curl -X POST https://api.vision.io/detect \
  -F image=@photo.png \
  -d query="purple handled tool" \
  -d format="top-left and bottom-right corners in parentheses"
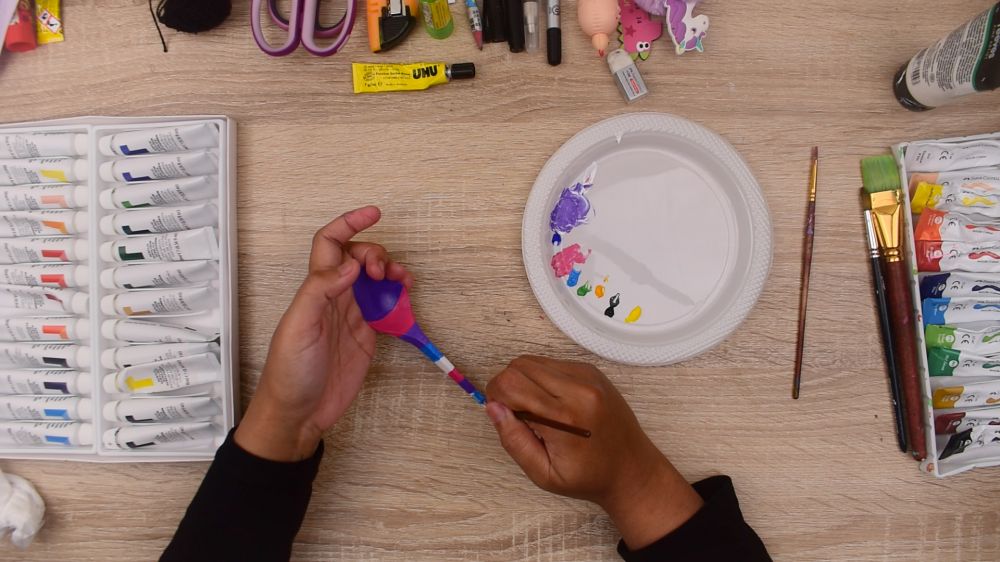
top-left (252, 0), bottom-right (356, 56)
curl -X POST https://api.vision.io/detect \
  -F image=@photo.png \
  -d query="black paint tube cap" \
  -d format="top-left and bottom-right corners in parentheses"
top-left (450, 63), bottom-right (477, 80)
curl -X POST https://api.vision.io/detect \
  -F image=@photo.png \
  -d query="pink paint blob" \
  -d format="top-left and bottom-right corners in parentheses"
top-left (551, 243), bottom-right (590, 278)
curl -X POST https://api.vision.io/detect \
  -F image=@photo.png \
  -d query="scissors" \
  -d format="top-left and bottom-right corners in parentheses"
top-left (251, 0), bottom-right (357, 56)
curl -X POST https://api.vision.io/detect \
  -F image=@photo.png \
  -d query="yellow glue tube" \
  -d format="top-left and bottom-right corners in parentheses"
top-left (35, 0), bottom-right (65, 45)
top-left (352, 62), bottom-right (476, 93)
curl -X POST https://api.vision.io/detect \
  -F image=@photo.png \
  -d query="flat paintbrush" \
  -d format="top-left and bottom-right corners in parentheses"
top-left (860, 155), bottom-right (927, 461)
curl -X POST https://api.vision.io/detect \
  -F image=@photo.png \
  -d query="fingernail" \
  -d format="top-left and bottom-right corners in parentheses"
top-left (486, 401), bottom-right (508, 424)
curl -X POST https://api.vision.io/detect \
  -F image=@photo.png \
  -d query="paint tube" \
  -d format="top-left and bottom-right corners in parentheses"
top-left (0, 317), bottom-right (90, 342)
top-left (0, 421), bottom-right (93, 447)
top-left (101, 285), bottom-right (217, 317)
top-left (933, 378), bottom-right (1000, 409)
top-left (35, 0), bottom-right (64, 45)
top-left (0, 396), bottom-right (92, 421)
top-left (0, 210), bottom-right (88, 237)
top-left (0, 237), bottom-right (88, 264)
top-left (920, 272), bottom-right (1000, 299)
top-left (102, 352), bottom-right (220, 394)
top-left (916, 241), bottom-right (1000, 272)
top-left (0, 285), bottom-right (88, 315)
top-left (103, 397), bottom-right (220, 423)
top-left (910, 175), bottom-right (1000, 217)
top-left (0, 370), bottom-right (91, 395)
top-left (922, 297), bottom-right (1000, 324)
top-left (0, 133), bottom-right (87, 158)
top-left (101, 342), bottom-right (219, 369)
top-left (154, 309), bottom-right (221, 339)
top-left (100, 227), bottom-right (219, 263)
top-left (99, 123), bottom-right (219, 157)
top-left (935, 406), bottom-right (1000, 434)
top-left (99, 203), bottom-right (218, 236)
top-left (904, 140), bottom-right (1000, 173)
top-left (0, 184), bottom-right (88, 211)
top-left (99, 176), bottom-right (218, 209)
top-left (98, 150), bottom-right (218, 183)
top-left (927, 347), bottom-right (1000, 377)
top-left (101, 319), bottom-right (213, 343)
top-left (0, 343), bottom-right (90, 369)
top-left (939, 425), bottom-right (1000, 461)
top-left (926, 324), bottom-right (1000, 355)
top-left (0, 158), bottom-right (88, 186)
top-left (101, 260), bottom-right (218, 290)
top-left (0, 264), bottom-right (88, 288)
top-left (102, 422), bottom-right (216, 450)
top-left (915, 209), bottom-right (1000, 243)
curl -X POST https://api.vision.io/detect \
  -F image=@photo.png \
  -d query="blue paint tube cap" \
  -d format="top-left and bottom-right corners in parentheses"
top-left (922, 298), bottom-right (950, 325)
top-left (920, 273), bottom-right (950, 300)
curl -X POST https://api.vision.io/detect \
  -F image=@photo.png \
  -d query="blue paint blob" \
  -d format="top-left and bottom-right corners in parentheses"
top-left (567, 269), bottom-right (582, 287)
top-left (552, 232), bottom-right (562, 246)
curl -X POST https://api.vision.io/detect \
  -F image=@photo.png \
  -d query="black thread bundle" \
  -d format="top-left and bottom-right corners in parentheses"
top-left (150, 0), bottom-right (232, 52)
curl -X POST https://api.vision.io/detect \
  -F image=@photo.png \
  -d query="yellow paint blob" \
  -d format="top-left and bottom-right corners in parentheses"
top-left (595, 285), bottom-right (605, 298)
top-left (624, 306), bottom-right (642, 323)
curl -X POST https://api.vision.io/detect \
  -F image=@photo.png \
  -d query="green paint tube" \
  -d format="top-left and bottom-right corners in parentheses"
top-left (926, 324), bottom-right (1000, 355)
top-left (928, 347), bottom-right (1000, 377)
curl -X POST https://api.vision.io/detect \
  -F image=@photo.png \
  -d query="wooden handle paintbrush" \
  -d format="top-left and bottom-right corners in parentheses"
top-left (861, 155), bottom-right (927, 461)
top-left (792, 147), bottom-right (818, 399)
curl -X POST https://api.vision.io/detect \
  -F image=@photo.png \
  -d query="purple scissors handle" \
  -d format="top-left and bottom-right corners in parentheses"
top-left (251, 0), bottom-right (356, 57)
top-left (268, 0), bottom-right (346, 38)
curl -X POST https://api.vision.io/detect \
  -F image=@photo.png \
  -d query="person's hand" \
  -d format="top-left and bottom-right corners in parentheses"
top-left (235, 206), bottom-right (413, 462)
top-left (485, 356), bottom-right (704, 550)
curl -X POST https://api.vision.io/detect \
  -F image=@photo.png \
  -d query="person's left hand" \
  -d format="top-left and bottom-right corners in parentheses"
top-left (235, 206), bottom-right (413, 461)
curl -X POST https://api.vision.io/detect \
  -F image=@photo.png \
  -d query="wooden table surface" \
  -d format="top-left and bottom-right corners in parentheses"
top-left (1, 0), bottom-right (999, 560)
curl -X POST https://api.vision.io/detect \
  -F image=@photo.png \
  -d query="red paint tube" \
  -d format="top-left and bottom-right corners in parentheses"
top-left (4, 0), bottom-right (37, 53)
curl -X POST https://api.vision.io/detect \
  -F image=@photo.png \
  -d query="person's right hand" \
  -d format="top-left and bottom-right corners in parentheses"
top-left (484, 356), bottom-right (705, 550)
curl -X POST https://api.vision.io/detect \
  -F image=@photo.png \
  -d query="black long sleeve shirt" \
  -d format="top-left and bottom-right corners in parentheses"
top-left (162, 431), bottom-right (770, 561)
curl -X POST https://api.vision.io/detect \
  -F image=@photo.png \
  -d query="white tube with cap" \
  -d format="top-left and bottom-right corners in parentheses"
top-left (0, 158), bottom-right (88, 186)
top-left (0, 211), bottom-right (88, 237)
top-left (0, 396), bottom-right (92, 421)
top-left (101, 260), bottom-right (218, 289)
top-left (0, 184), bottom-right (88, 211)
top-left (0, 133), bottom-right (89, 158)
top-left (0, 421), bottom-right (93, 447)
top-left (103, 396), bottom-right (220, 423)
top-left (102, 342), bottom-right (219, 369)
top-left (0, 370), bottom-right (91, 395)
top-left (0, 343), bottom-right (91, 369)
top-left (99, 150), bottom-right (218, 183)
top-left (99, 203), bottom-right (218, 236)
top-left (102, 421), bottom-right (215, 450)
top-left (99, 123), bottom-right (219, 157)
top-left (100, 176), bottom-right (218, 209)
top-left (0, 317), bottom-right (90, 342)
top-left (0, 264), bottom-right (88, 288)
top-left (103, 352), bottom-right (220, 394)
top-left (0, 237), bottom-right (89, 264)
top-left (100, 227), bottom-right (219, 263)
top-left (101, 285), bottom-right (217, 317)
top-left (101, 319), bottom-right (213, 343)
top-left (0, 285), bottom-right (88, 315)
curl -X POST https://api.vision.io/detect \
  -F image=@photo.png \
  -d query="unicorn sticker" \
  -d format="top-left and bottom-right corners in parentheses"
top-left (632, 0), bottom-right (708, 54)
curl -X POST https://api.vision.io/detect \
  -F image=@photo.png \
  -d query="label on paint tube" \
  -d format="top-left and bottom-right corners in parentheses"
top-left (920, 272), bottom-right (1000, 299)
top-left (935, 406), bottom-right (1000, 434)
top-left (926, 324), bottom-right (1000, 355)
top-left (154, 309), bottom-right (221, 339)
top-left (102, 421), bottom-right (215, 450)
top-left (910, 173), bottom-right (1000, 216)
top-left (0, 184), bottom-right (88, 211)
top-left (0, 264), bottom-right (88, 288)
top-left (916, 240), bottom-right (1000, 272)
top-left (0, 237), bottom-right (88, 264)
top-left (103, 396), bottom-right (220, 423)
top-left (905, 141), bottom-right (1000, 173)
top-left (102, 341), bottom-right (219, 369)
top-left (104, 352), bottom-right (221, 394)
top-left (0, 158), bottom-right (87, 186)
top-left (927, 347), bottom-right (1000, 377)
top-left (0, 284), bottom-right (88, 315)
top-left (0, 370), bottom-right (91, 395)
top-left (99, 150), bottom-right (218, 183)
top-left (922, 297), bottom-right (1000, 325)
top-left (101, 319), bottom-right (213, 343)
top-left (101, 260), bottom-right (218, 289)
top-left (99, 123), bottom-right (219, 156)
top-left (0, 343), bottom-right (90, 369)
top-left (0, 133), bottom-right (87, 158)
top-left (0, 317), bottom-right (89, 342)
top-left (0, 421), bottom-right (93, 447)
top-left (0, 210), bottom-right (88, 237)
top-left (100, 203), bottom-right (218, 236)
top-left (933, 378), bottom-right (1000, 409)
top-left (100, 176), bottom-right (218, 209)
top-left (0, 396), bottom-right (90, 421)
top-left (915, 209), bottom-right (1000, 243)
top-left (100, 227), bottom-right (219, 263)
top-left (939, 425), bottom-right (1000, 461)
top-left (101, 285), bottom-right (217, 317)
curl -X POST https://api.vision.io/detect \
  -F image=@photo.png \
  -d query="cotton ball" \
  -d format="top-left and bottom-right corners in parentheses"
top-left (0, 469), bottom-right (45, 548)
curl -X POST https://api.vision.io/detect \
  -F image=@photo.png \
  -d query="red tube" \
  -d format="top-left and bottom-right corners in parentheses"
top-left (4, 0), bottom-right (37, 53)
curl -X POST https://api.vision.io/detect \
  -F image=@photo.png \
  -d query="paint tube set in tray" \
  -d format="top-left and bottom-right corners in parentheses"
top-left (893, 133), bottom-right (1000, 477)
top-left (0, 116), bottom-right (237, 461)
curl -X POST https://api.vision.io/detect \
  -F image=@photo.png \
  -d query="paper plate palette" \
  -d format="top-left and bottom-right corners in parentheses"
top-left (522, 113), bottom-right (772, 365)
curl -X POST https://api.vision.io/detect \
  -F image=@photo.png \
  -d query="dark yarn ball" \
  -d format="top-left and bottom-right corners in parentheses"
top-left (156, 0), bottom-right (232, 33)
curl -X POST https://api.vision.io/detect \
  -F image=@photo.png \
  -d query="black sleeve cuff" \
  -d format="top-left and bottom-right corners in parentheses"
top-left (617, 475), bottom-right (770, 562)
top-left (212, 427), bottom-right (325, 486)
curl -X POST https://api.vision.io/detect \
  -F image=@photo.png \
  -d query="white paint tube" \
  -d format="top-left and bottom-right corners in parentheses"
top-left (101, 285), bottom-right (217, 317)
top-left (0, 285), bottom-right (88, 315)
top-left (905, 140), bottom-right (1000, 173)
top-left (101, 319), bottom-right (213, 343)
top-left (0, 396), bottom-right (92, 421)
top-left (0, 421), bottom-right (93, 447)
top-left (101, 341), bottom-right (220, 369)
top-left (99, 176), bottom-right (217, 209)
top-left (99, 203), bottom-right (218, 236)
top-left (155, 309), bottom-right (221, 339)
top-left (99, 123), bottom-right (219, 157)
top-left (0, 343), bottom-right (91, 369)
top-left (100, 227), bottom-right (219, 263)
top-left (102, 421), bottom-right (215, 450)
top-left (0, 264), bottom-right (88, 288)
top-left (0, 159), bottom-right (88, 186)
top-left (0, 237), bottom-right (89, 264)
top-left (99, 150), bottom-right (218, 183)
top-left (103, 396), bottom-right (220, 423)
top-left (101, 260), bottom-right (218, 289)
top-left (102, 352), bottom-right (220, 394)
top-left (0, 184), bottom-right (88, 211)
top-left (0, 210), bottom-right (88, 237)
top-left (0, 133), bottom-right (88, 158)
top-left (0, 317), bottom-right (90, 342)
top-left (0, 370), bottom-right (91, 395)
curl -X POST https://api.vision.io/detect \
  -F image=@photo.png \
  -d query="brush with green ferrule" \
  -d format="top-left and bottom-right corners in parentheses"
top-left (861, 154), bottom-right (927, 462)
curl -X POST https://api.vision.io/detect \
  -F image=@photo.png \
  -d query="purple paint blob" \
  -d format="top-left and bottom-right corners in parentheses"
top-left (549, 182), bottom-right (594, 234)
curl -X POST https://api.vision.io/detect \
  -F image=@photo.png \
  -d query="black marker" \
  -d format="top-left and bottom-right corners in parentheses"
top-left (546, 0), bottom-right (560, 65)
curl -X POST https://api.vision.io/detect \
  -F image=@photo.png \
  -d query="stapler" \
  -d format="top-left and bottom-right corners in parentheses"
top-left (367, 0), bottom-right (420, 52)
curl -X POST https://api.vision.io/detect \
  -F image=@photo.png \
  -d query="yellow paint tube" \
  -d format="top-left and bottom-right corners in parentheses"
top-left (35, 0), bottom-right (64, 45)
top-left (352, 62), bottom-right (476, 93)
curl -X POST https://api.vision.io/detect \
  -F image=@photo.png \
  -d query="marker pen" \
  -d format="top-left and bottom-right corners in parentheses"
top-left (546, 0), bottom-right (561, 65)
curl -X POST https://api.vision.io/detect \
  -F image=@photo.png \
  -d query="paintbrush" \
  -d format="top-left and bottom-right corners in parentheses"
top-left (862, 201), bottom-right (908, 453)
top-left (792, 147), bottom-right (818, 399)
top-left (861, 155), bottom-right (927, 461)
